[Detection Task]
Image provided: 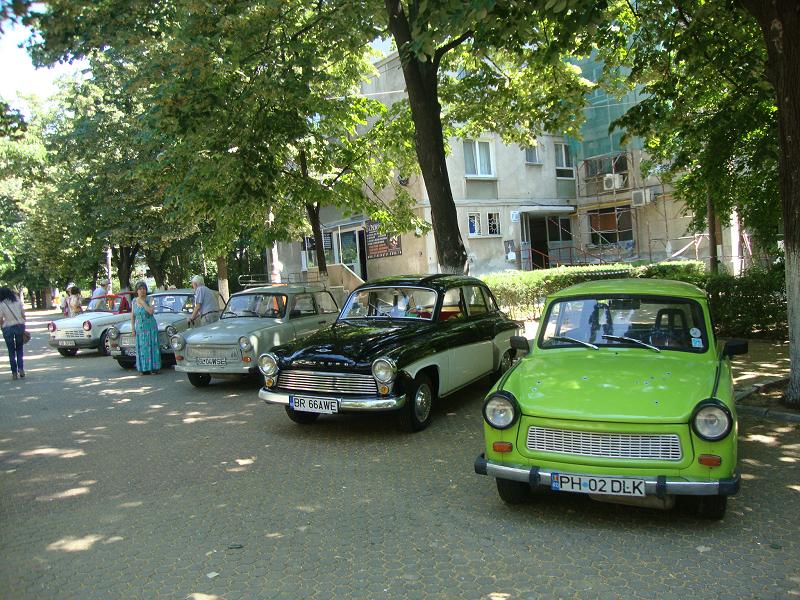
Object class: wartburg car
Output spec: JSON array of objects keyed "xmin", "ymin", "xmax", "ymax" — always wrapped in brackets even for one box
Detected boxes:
[
  {"xmin": 106, "ymin": 288, "xmax": 224, "ymax": 369},
  {"xmin": 47, "ymin": 293, "xmax": 134, "ymax": 357},
  {"xmin": 171, "ymin": 285, "xmax": 339, "ymax": 387},
  {"xmin": 474, "ymin": 279, "xmax": 747, "ymax": 519},
  {"xmin": 258, "ymin": 275, "xmax": 520, "ymax": 432}
]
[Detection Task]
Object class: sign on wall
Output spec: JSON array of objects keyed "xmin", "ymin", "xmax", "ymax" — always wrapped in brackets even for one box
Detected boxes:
[
  {"xmin": 302, "ymin": 233, "xmax": 333, "ymax": 251},
  {"xmin": 366, "ymin": 220, "xmax": 402, "ymax": 259}
]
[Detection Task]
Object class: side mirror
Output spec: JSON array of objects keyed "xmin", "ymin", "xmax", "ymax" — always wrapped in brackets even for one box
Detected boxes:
[
  {"xmin": 510, "ymin": 336, "xmax": 530, "ymax": 353},
  {"xmin": 722, "ymin": 339, "xmax": 748, "ymax": 358}
]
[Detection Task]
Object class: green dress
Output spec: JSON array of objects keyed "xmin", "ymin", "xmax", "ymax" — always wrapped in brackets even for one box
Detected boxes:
[{"xmin": 134, "ymin": 301, "xmax": 161, "ymax": 373}]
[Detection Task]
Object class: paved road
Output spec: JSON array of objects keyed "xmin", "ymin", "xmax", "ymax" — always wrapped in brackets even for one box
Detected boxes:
[{"xmin": 1, "ymin": 311, "xmax": 799, "ymax": 599}]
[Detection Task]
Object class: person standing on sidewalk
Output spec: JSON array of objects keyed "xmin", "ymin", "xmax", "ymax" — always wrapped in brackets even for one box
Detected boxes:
[
  {"xmin": 131, "ymin": 281, "xmax": 161, "ymax": 375},
  {"xmin": 68, "ymin": 286, "xmax": 84, "ymax": 318},
  {"xmin": 188, "ymin": 275, "xmax": 214, "ymax": 327},
  {"xmin": 0, "ymin": 287, "xmax": 27, "ymax": 380}
]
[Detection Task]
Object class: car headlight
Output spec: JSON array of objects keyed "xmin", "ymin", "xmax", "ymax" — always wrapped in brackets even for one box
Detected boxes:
[
  {"xmin": 239, "ymin": 336, "xmax": 253, "ymax": 351},
  {"xmin": 165, "ymin": 325, "xmax": 177, "ymax": 337},
  {"xmin": 371, "ymin": 357, "xmax": 396, "ymax": 383},
  {"xmin": 82, "ymin": 320, "xmax": 92, "ymax": 331},
  {"xmin": 107, "ymin": 327, "xmax": 120, "ymax": 340},
  {"xmin": 48, "ymin": 322, "xmax": 57, "ymax": 333},
  {"xmin": 258, "ymin": 353, "xmax": 279, "ymax": 376},
  {"xmin": 483, "ymin": 391, "xmax": 518, "ymax": 430},
  {"xmin": 170, "ymin": 334, "xmax": 186, "ymax": 351},
  {"xmin": 691, "ymin": 400, "xmax": 733, "ymax": 441}
]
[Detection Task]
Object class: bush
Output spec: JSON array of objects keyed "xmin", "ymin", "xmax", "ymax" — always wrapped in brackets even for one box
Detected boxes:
[{"xmin": 482, "ymin": 260, "xmax": 788, "ymax": 339}]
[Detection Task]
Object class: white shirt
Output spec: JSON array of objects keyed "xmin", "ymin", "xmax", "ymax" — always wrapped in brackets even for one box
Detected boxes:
[
  {"xmin": 194, "ymin": 285, "xmax": 214, "ymax": 317},
  {"xmin": 0, "ymin": 298, "xmax": 25, "ymax": 327},
  {"xmin": 91, "ymin": 286, "xmax": 109, "ymax": 298}
]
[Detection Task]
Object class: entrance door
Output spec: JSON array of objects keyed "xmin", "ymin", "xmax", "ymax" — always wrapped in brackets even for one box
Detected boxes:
[
  {"xmin": 339, "ymin": 230, "xmax": 362, "ymax": 279},
  {"xmin": 529, "ymin": 217, "xmax": 549, "ymax": 269}
]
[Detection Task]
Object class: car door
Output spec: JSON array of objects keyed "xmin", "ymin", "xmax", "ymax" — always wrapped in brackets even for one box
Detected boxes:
[
  {"xmin": 288, "ymin": 293, "xmax": 323, "ymax": 340},
  {"xmin": 460, "ymin": 284, "xmax": 495, "ymax": 376},
  {"xmin": 313, "ymin": 291, "xmax": 339, "ymax": 327},
  {"xmin": 435, "ymin": 286, "xmax": 484, "ymax": 393}
]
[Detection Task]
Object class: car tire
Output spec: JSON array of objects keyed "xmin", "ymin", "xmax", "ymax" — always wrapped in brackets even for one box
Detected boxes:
[
  {"xmin": 284, "ymin": 406, "xmax": 320, "ymax": 424},
  {"xmin": 398, "ymin": 373, "xmax": 435, "ymax": 433},
  {"xmin": 116, "ymin": 359, "xmax": 135, "ymax": 370},
  {"xmin": 98, "ymin": 331, "xmax": 110, "ymax": 356},
  {"xmin": 496, "ymin": 477, "xmax": 530, "ymax": 504},
  {"xmin": 692, "ymin": 495, "xmax": 728, "ymax": 520},
  {"xmin": 187, "ymin": 372, "xmax": 212, "ymax": 387},
  {"xmin": 494, "ymin": 349, "xmax": 515, "ymax": 379},
  {"xmin": 57, "ymin": 348, "xmax": 78, "ymax": 357}
]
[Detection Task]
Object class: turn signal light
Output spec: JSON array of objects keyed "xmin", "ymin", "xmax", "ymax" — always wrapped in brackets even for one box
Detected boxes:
[
  {"xmin": 492, "ymin": 442, "xmax": 513, "ymax": 453},
  {"xmin": 378, "ymin": 384, "xmax": 390, "ymax": 395},
  {"xmin": 265, "ymin": 377, "xmax": 275, "ymax": 387},
  {"xmin": 242, "ymin": 356, "xmax": 252, "ymax": 363},
  {"xmin": 175, "ymin": 355, "xmax": 184, "ymax": 361},
  {"xmin": 698, "ymin": 454, "xmax": 722, "ymax": 467}
]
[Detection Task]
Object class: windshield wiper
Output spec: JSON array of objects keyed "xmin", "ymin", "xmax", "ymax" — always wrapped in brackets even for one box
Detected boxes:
[
  {"xmin": 549, "ymin": 335, "xmax": 599, "ymax": 350},
  {"xmin": 602, "ymin": 334, "xmax": 661, "ymax": 353}
]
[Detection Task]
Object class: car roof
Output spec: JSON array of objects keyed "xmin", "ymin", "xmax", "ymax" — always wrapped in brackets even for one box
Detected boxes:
[
  {"xmin": 356, "ymin": 274, "xmax": 487, "ymax": 292},
  {"xmin": 232, "ymin": 284, "xmax": 325, "ymax": 296},
  {"xmin": 550, "ymin": 278, "xmax": 707, "ymax": 300},
  {"xmin": 151, "ymin": 288, "xmax": 195, "ymax": 295},
  {"xmin": 95, "ymin": 292, "xmax": 134, "ymax": 299}
]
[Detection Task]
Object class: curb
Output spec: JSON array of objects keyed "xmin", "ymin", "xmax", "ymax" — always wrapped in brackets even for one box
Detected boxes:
[{"xmin": 735, "ymin": 377, "xmax": 800, "ymax": 423}]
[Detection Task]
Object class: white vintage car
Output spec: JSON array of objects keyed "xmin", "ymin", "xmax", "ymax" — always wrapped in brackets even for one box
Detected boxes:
[
  {"xmin": 47, "ymin": 293, "xmax": 135, "ymax": 357},
  {"xmin": 106, "ymin": 288, "xmax": 224, "ymax": 369},
  {"xmin": 171, "ymin": 285, "xmax": 339, "ymax": 387}
]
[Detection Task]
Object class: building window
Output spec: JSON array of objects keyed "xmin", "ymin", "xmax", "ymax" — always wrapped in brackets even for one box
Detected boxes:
[
  {"xmin": 525, "ymin": 145, "xmax": 541, "ymax": 164},
  {"xmin": 468, "ymin": 212, "xmax": 482, "ymax": 237},
  {"xmin": 464, "ymin": 139, "xmax": 493, "ymax": 176},
  {"xmin": 547, "ymin": 217, "xmax": 572, "ymax": 242},
  {"xmin": 487, "ymin": 212, "xmax": 500, "ymax": 236},
  {"xmin": 589, "ymin": 205, "xmax": 633, "ymax": 245},
  {"xmin": 555, "ymin": 143, "xmax": 574, "ymax": 179}
]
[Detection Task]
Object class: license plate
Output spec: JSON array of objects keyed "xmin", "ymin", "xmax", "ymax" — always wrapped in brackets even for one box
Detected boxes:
[
  {"xmin": 550, "ymin": 473, "xmax": 646, "ymax": 497},
  {"xmin": 196, "ymin": 357, "xmax": 226, "ymax": 366},
  {"xmin": 290, "ymin": 396, "xmax": 339, "ymax": 414},
  {"xmin": 58, "ymin": 340, "xmax": 76, "ymax": 347},
  {"xmin": 123, "ymin": 348, "xmax": 136, "ymax": 357}
]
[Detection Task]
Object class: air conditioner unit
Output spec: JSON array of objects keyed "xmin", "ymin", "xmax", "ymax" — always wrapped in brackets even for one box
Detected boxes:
[
  {"xmin": 603, "ymin": 173, "xmax": 624, "ymax": 191},
  {"xmin": 631, "ymin": 188, "xmax": 652, "ymax": 207}
]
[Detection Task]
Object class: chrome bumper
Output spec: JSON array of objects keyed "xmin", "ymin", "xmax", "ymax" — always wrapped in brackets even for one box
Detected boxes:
[
  {"xmin": 259, "ymin": 388, "xmax": 407, "ymax": 412},
  {"xmin": 174, "ymin": 363, "xmax": 253, "ymax": 374},
  {"xmin": 48, "ymin": 338, "xmax": 97, "ymax": 349},
  {"xmin": 474, "ymin": 454, "xmax": 740, "ymax": 497}
]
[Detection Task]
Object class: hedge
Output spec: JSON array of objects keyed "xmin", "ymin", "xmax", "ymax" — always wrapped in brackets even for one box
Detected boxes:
[{"xmin": 482, "ymin": 260, "xmax": 787, "ymax": 339}]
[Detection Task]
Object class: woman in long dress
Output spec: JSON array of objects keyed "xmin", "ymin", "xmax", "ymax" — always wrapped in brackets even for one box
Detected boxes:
[{"xmin": 131, "ymin": 281, "xmax": 161, "ymax": 375}]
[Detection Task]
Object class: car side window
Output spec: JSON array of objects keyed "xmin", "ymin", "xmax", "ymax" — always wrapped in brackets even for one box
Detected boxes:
[
  {"xmin": 290, "ymin": 294, "xmax": 316, "ymax": 318},
  {"xmin": 314, "ymin": 292, "xmax": 338, "ymax": 314},
  {"xmin": 182, "ymin": 296, "xmax": 195, "ymax": 313},
  {"xmin": 463, "ymin": 285, "xmax": 488, "ymax": 316},
  {"xmin": 481, "ymin": 287, "xmax": 499, "ymax": 312},
  {"xmin": 439, "ymin": 288, "xmax": 465, "ymax": 321}
]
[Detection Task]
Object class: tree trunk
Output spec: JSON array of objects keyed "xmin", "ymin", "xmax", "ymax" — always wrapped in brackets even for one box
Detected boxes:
[
  {"xmin": 112, "ymin": 244, "xmax": 139, "ymax": 291},
  {"xmin": 299, "ymin": 148, "xmax": 328, "ymax": 277},
  {"xmin": 385, "ymin": 1, "xmax": 469, "ymax": 273},
  {"xmin": 740, "ymin": 0, "xmax": 800, "ymax": 405},
  {"xmin": 216, "ymin": 255, "xmax": 230, "ymax": 302},
  {"xmin": 706, "ymin": 186, "xmax": 719, "ymax": 274},
  {"xmin": 143, "ymin": 249, "xmax": 167, "ymax": 290}
]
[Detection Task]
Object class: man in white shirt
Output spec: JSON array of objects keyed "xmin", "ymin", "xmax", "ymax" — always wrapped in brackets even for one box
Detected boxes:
[
  {"xmin": 188, "ymin": 275, "xmax": 215, "ymax": 326},
  {"xmin": 91, "ymin": 280, "xmax": 111, "ymax": 299}
]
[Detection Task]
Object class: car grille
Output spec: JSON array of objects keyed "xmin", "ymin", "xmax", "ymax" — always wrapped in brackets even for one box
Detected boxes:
[
  {"xmin": 119, "ymin": 333, "xmax": 134, "ymax": 347},
  {"xmin": 158, "ymin": 332, "xmax": 170, "ymax": 348},
  {"xmin": 526, "ymin": 426, "xmax": 683, "ymax": 461},
  {"xmin": 277, "ymin": 370, "xmax": 378, "ymax": 396},
  {"xmin": 186, "ymin": 345, "xmax": 242, "ymax": 360}
]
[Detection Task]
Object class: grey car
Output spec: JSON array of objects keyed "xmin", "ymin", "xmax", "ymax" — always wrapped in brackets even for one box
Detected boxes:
[{"xmin": 171, "ymin": 285, "xmax": 339, "ymax": 387}]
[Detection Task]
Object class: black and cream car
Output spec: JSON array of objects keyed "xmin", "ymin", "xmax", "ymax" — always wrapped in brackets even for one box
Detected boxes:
[
  {"xmin": 258, "ymin": 275, "xmax": 520, "ymax": 431},
  {"xmin": 171, "ymin": 285, "xmax": 339, "ymax": 387},
  {"xmin": 107, "ymin": 288, "xmax": 224, "ymax": 369}
]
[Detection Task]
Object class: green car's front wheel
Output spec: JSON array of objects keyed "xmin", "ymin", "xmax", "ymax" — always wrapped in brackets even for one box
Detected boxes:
[
  {"xmin": 496, "ymin": 478, "xmax": 530, "ymax": 504},
  {"xmin": 692, "ymin": 495, "xmax": 728, "ymax": 520}
]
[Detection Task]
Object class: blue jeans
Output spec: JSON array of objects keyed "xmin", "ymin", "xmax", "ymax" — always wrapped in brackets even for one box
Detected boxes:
[{"xmin": 2, "ymin": 324, "xmax": 24, "ymax": 374}]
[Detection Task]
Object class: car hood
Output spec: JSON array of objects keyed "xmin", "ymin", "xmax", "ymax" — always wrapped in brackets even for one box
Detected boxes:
[
  {"xmin": 279, "ymin": 319, "xmax": 434, "ymax": 368},
  {"xmin": 116, "ymin": 312, "xmax": 187, "ymax": 334},
  {"xmin": 504, "ymin": 349, "xmax": 719, "ymax": 423},
  {"xmin": 53, "ymin": 312, "xmax": 127, "ymax": 328},
  {"xmin": 182, "ymin": 317, "xmax": 281, "ymax": 344}
]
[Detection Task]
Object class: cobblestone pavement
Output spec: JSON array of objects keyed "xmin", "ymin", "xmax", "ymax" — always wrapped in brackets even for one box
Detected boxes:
[{"xmin": 1, "ymin": 311, "xmax": 799, "ymax": 599}]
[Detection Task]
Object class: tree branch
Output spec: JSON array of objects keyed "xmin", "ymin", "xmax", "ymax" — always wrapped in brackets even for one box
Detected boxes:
[{"xmin": 433, "ymin": 31, "xmax": 473, "ymax": 70}]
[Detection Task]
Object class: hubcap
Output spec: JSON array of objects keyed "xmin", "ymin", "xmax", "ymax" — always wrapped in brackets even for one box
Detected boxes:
[
  {"xmin": 413, "ymin": 383, "xmax": 432, "ymax": 422},
  {"xmin": 500, "ymin": 352, "xmax": 512, "ymax": 373}
]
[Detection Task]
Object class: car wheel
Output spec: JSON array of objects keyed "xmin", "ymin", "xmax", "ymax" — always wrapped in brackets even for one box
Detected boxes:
[
  {"xmin": 494, "ymin": 349, "xmax": 514, "ymax": 379},
  {"xmin": 399, "ymin": 373, "xmax": 435, "ymax": 433},
  {"xmin": 116, "ymin": 359, "xmax": 135, "ymax": 370},
  {"xmin": 284, "ymin": 406, "xmax": 320, "ymax": 424},
  {"xmin": 57, "ymin": 348, "xmax": 78, "ymax": 357},
  {"xmin": 692, "ymin": 495, "xmax": 728, "ymax": 520},
  {"xmin": 98, "ymin": 331, "xmax": 110, "ymax": 356},
  {"xmin": 496, "ymin": 477, "xmax": 530, "ymax": 504},
  {"xmin": 187, "ymin": 372, "xmax": 212, "ymax": 387}
]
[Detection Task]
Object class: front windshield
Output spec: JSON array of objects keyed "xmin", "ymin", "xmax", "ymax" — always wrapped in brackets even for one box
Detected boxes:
[
  {"xmin": 87, "ymin": 297, "xmax": 124, "ymax": 312},
  {"xmin": 222, "ymin": 293, "xmax": 287, "ymax": 319},
  {"xmin": 340, "ymin": 286, "xmax": 437, "ymax": 321},
  {"xmin": 539, "ymin": 296, "xmax": 708, "ymax": 352},
  {"xmin": 151, "ymin": 294, "xmax": 193, "ymax": 314}
]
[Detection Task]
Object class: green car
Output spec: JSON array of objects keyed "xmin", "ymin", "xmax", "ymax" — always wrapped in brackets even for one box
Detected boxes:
[{"xmin": 475, "ymin": 279, "xmax": 748, "ymax": 519}]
